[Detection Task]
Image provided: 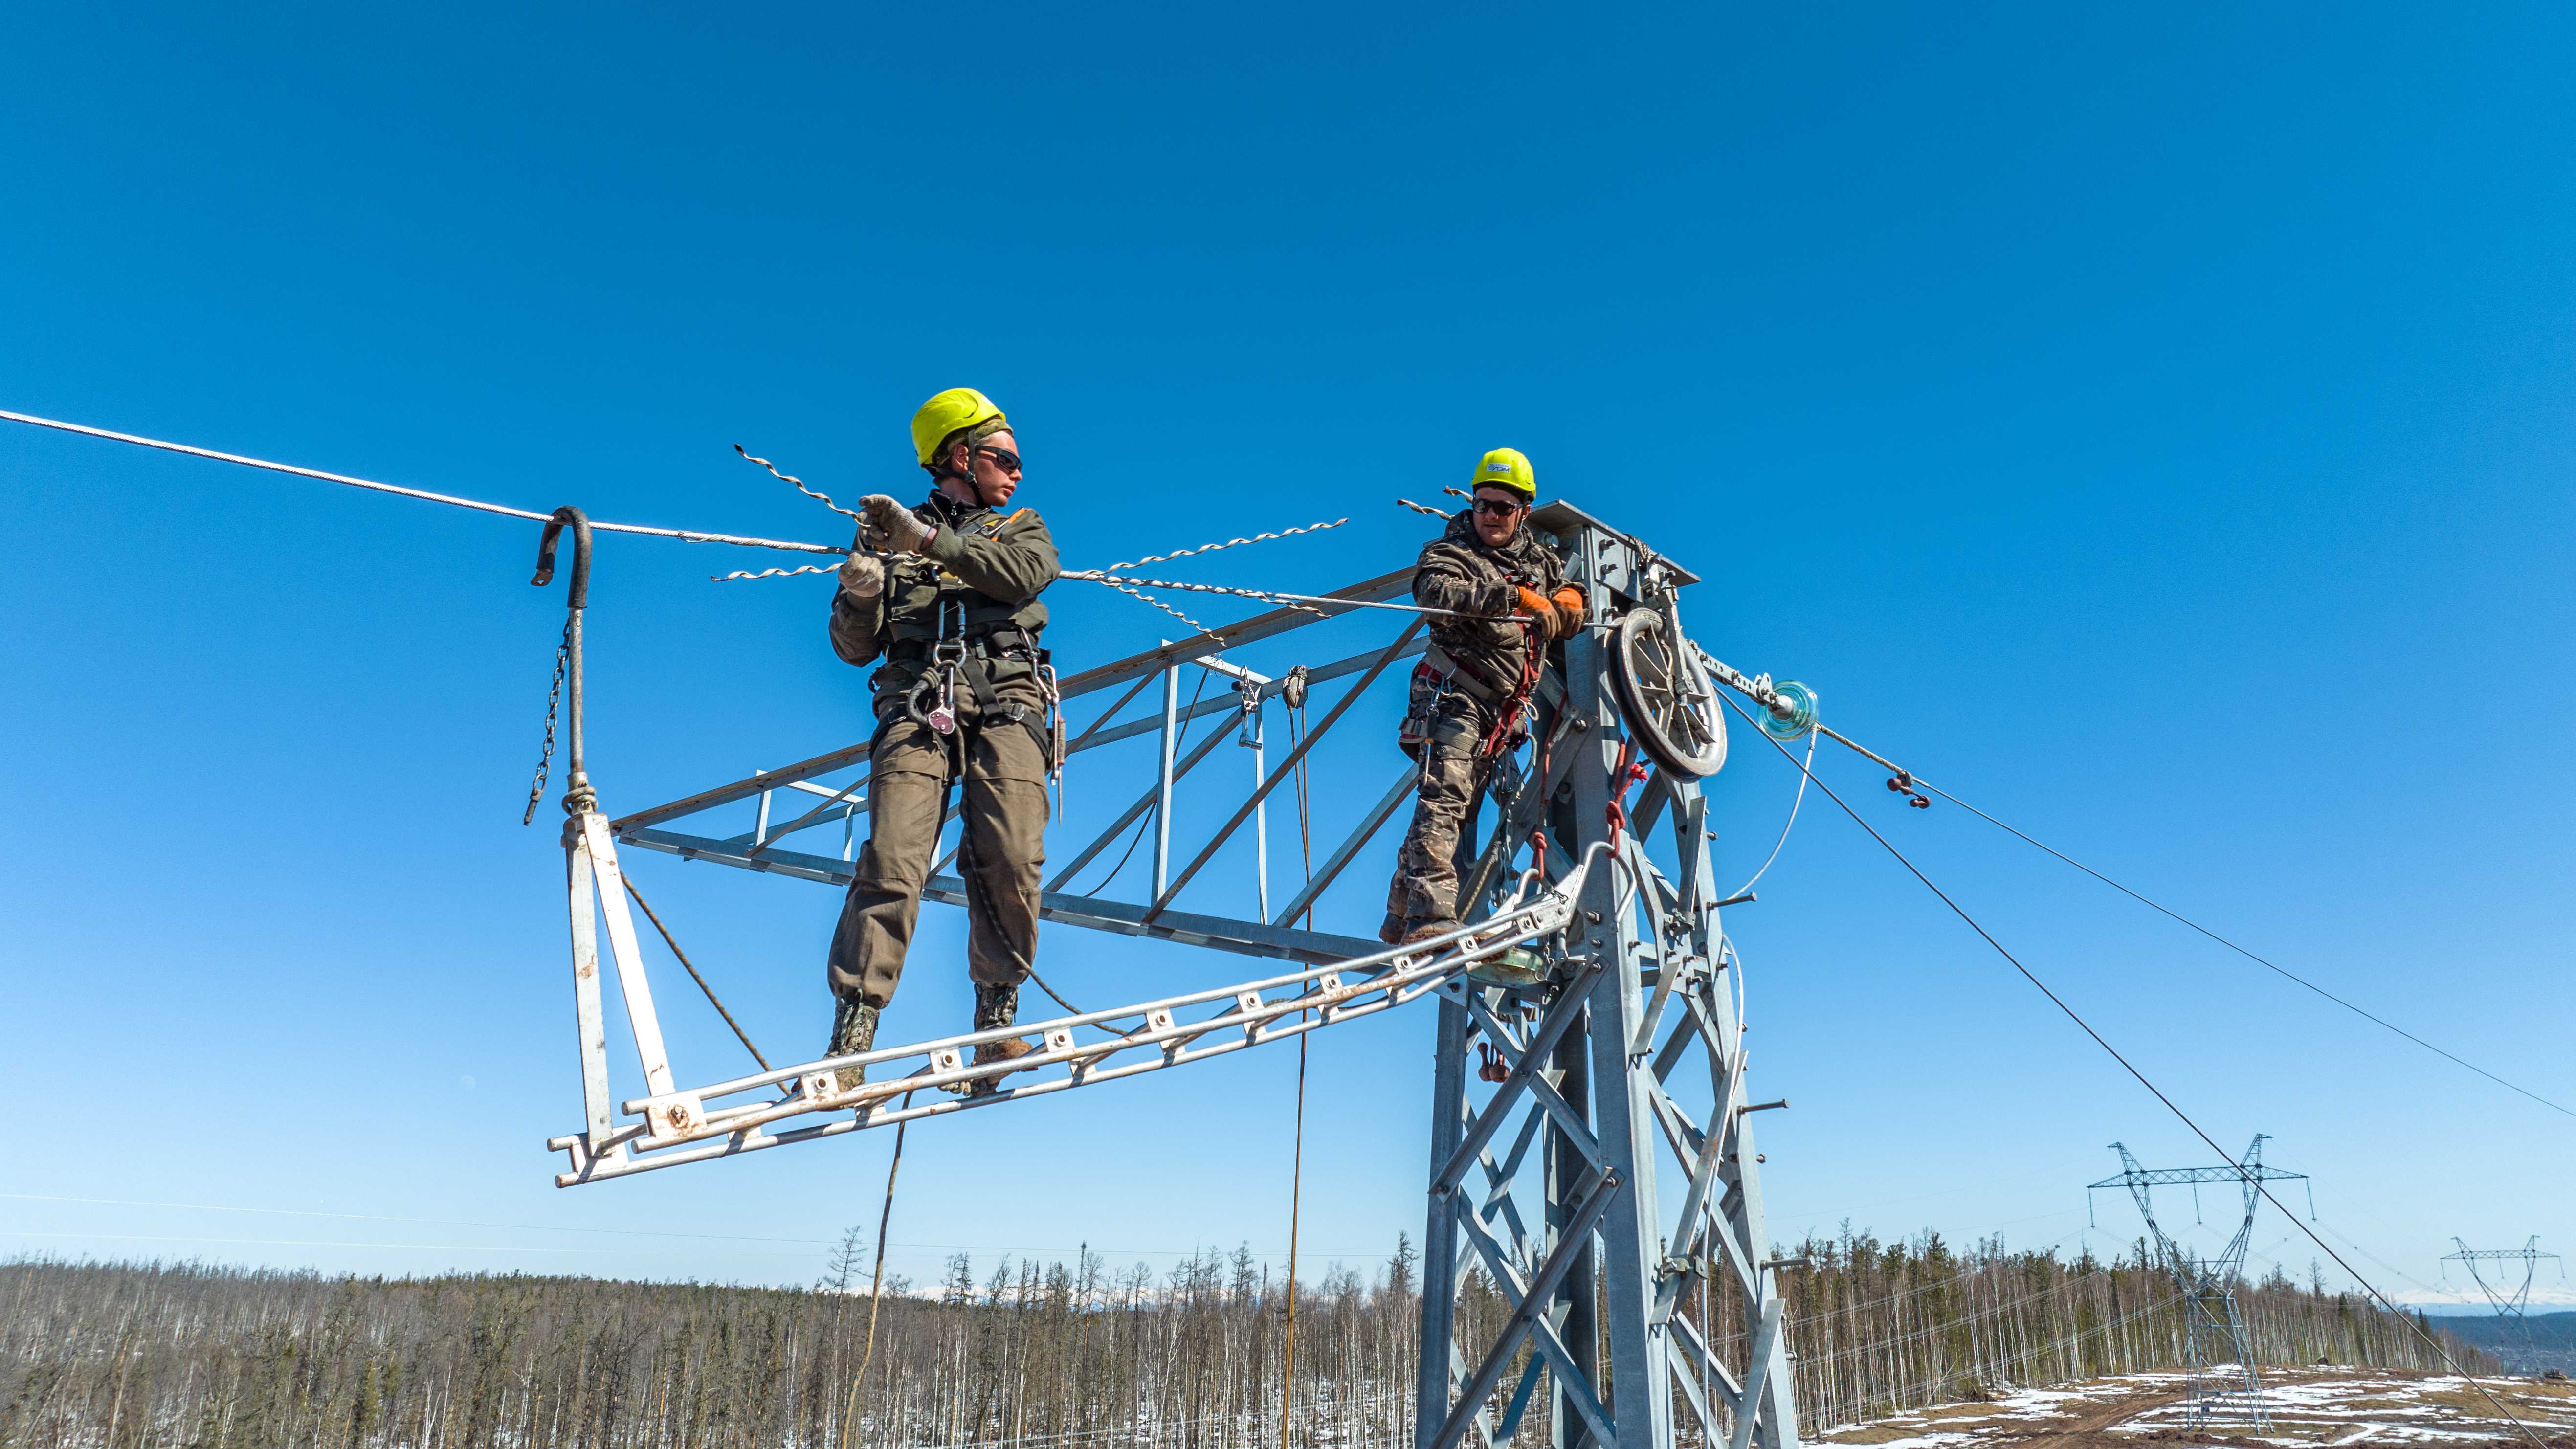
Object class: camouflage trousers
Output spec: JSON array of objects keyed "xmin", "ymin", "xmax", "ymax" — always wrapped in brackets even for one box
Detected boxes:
[
  {"xmin": 827, "ymin": 685, "xmax": 1050, "ymax": 1010},
  {"xmin": 1383, "ymin": 700, "xmax": 1501, "ymax": 929}
]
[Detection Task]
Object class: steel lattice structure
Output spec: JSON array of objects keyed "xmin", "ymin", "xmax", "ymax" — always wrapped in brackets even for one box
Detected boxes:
[
  {"xmin": 1414, "ymin": 507, "xmax": 1798, "ymax": 1449},
  {"xmin": 2442, "ymin": 1238, "xmax": 2561, "ymax": 1359},
  {"xmin": 2089, "ymin": 1135, "xmax": 2310, "ymax": 1430},
  {"xmin": 539, "ymin": 502, "xmax": 1798, "ymax": 1449}
]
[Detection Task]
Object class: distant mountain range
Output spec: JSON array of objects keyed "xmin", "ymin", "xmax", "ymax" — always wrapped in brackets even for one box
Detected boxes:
[{"xmin": 2433, "ymin": 1311, "xmax": 2576, "ymax": 1374}]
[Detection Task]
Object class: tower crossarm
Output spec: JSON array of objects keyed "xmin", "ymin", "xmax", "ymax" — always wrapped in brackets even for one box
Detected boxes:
[{"xmin": 2087, "ymin": 1164, "xmax": 2307, "ymax": 1190}]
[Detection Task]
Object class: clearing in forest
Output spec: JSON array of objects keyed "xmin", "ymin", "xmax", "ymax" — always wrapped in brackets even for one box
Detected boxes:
[{"xmin": 1810, "ymin": 1367, "xmax": 2576, "ymax": 1447}]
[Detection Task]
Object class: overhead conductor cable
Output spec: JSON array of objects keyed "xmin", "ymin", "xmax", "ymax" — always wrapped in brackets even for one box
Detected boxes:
[
  {"xmin": 1714, "ymin": 688, "xmax": 2549, "ymax": 1448},
  {"xmin": 1, "ymin": 409, "xmax": 843, "ymax": 555},
  {"xmin": 1692, "ymin": 643, "xmax": 2573, "ymax": 1121}
]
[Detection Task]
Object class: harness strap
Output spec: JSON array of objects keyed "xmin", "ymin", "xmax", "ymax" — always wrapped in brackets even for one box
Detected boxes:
[
  {"xmin": 886, "ymin": 628, "xmax": 1036, "ymax": 664},
  {"xmin": 1423, "ymin": 644, "xmax": 1509, "ymax": 705},
  {"xmin": 956, "ymin": 650, "xmax": 1060, "ymax": 771}
]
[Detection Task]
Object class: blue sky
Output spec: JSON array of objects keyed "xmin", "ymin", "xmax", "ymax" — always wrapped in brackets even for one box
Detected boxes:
[{"xmin": 2, "ymin": 3, "xmax": 2570, "ymax": 1309}]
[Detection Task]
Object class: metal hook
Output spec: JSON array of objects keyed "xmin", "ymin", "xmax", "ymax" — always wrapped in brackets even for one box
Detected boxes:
[{"xmin": 532, "ymin": 505, "xmax": 593, "ymax": 609}]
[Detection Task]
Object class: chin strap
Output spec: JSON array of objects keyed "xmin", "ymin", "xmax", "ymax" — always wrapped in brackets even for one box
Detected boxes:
[{"xmin": 931, "ymin": 439, "xmax": 1013, "ymax": 509}]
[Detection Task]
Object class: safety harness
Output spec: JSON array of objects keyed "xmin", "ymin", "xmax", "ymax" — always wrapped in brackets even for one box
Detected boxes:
[
  {"xmin": 881, "ymin": 505, "xmax": 1066, "ymax": 804},
  {"xmin": 1406, "ymin": 561, "xmax": 1552, "ymax": 768},
  {"xmin": 1420, "ymin": 639, "xmax": 1545, "ymax": 760}
]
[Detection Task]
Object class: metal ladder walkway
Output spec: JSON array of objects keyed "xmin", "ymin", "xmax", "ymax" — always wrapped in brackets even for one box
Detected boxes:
[{"xmin": 548, "ymin": 856, "xmax": 1593, "ymax": 1185}]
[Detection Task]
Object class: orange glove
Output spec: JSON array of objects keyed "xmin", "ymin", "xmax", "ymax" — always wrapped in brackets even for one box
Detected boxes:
[
  {"xmin": 1514, "ymin": 586, "xmax": 1554, "ymax": 627},
  {"xmin": 1550, "ymin": 586, "xmax": 1587, "ymax": 640}
]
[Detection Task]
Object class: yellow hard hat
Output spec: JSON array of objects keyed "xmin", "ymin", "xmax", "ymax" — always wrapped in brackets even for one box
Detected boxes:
[
  {"xmin": 910, "ymin": 387, "xmax": 1008, "ymax": 468},
  {"xmin": 1469, "ymin": 447, "xmax": 1536, "ymax": 502}
]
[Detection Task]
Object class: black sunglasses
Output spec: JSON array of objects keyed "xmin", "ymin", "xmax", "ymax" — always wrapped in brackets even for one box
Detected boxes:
[
  {"xmin": 973, "ymin": 445, "xmax": 1022, "ymax": 474},
  {"xmin": 1471, "ymin": 496, "xmax": 1525, "ymax": 517}
]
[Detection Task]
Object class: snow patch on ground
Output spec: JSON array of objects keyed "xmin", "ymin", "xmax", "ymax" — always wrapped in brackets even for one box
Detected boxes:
[{"xmin": 1816, "ymin": 1367, "xmax": 2576, "ymax": 1447}]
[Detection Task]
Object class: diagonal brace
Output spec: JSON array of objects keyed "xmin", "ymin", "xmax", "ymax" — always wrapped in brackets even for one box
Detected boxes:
[{"xmin": 1145, "ymin": 620, "xmax": 1424, "ymax": 920}]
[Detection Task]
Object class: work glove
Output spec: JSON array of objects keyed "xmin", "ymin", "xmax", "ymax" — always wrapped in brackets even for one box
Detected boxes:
[
  {"xmin": 836, "ymin": 550, "xmax": 885, "ymax": 599},
  {"xmin": 1550, "ymin": 585, "xmax": 1588, "ymax": 641},
  {"xmin": 859, "ymin": 494, "xmax": 936, "ymax": 556},
  {"xmin": 1514, "ymin": 586, "xmax": 1554, "ymax": 630}
]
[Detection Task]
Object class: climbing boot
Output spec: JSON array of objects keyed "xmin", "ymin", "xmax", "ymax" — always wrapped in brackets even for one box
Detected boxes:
[
  {"xmin": 1400, "ymin": 917, "xmax": 1464, "ymax": 947},
  {"xmin": 1378, "ymin": 912, "xmax": 1408, "ymax": 946},
  {"xmin": 964, "ymin": 982, "xmax": 1038, "ymax": 1097},
  {"xmin": 825, "ymin": 995, "xmax": 879, "ymax": 1093}
]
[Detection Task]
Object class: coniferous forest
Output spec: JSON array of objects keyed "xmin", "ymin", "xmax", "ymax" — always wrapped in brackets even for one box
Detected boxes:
[{"xmin": 0, "ymin": 1229, "xmax": 2489, "ymax": 1449}]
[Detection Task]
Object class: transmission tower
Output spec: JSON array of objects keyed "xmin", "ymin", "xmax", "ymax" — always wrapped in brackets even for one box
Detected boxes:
[
  {"xmin": 2089, "ymin": 1135, "xmax": 2311, "ymax": 1431},
  {"xmin": 535, "ymin": 502, "xmax": 1799, "ymax": 1449},
  {"xmin": 1412, "ymin": 504, "xmax": 1799, "ymax": 1449},
  {"xmin": 2442, "ymin": 1237, "xmax": 2562, "ymax": 1362}
]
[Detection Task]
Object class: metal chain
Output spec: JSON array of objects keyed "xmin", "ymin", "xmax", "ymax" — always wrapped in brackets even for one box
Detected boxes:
[
  {"xmin": 521, "ymin": 618, "xmax": 572, "ymax": 825},
  {"xmin": 1105, "ymin": 517, "xmax": 1345, "ymax": 573},
  {"xmin": 734, "ymin": 444, "xmax": 864, "ymax": 522}
]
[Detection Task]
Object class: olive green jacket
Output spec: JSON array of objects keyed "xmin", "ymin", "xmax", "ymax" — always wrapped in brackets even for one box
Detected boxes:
[{"xmin": 829, "ymin": 491, "xmax": 1059, "ymax": 702}]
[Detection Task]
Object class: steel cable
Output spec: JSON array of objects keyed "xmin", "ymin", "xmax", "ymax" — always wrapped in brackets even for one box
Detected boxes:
[
  {"xmin": 1690, "ymin": 650, "xmax": 2575, "ymax": 1123},
  {"xmin": 1729, "ymin": 724, "xmax": 1816, "ymax": 899},
  {"xmin": 1714, "ymin": 689, "xmax": 2551, "ymax": 1449},
  {"xmin": 1059, "ymin": 569, "xmax": 1532, "ymax": 625},
  {"xmin": 1905, "ymin": 778, "xmax": 2576, "ymax": 1122},
  {"xmin": 1105, "ymin": 517, "xmax": 1346, "ymax": 573},
  {"xmin": 619, "ymin": 874, "xmax": 770, "ymax": 1071},
  {"xmin": 2, "ymin": 408, "xmax": 844, "ymax": 555},
  {"xmin": 735, "ymin": 443, "xmax": 864, "ymax": 522}
]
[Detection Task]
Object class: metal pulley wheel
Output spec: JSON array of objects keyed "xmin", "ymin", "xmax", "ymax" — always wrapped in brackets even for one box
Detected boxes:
[{"xmin": 1608, "ymin": 608, "xmax": 1729, "ymax": 778}]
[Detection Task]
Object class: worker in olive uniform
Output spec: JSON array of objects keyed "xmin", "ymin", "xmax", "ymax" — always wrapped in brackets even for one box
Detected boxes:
[
  {"xmin": 822, "ymin": 387, "xmax": 1058, "ymax": 1093},
  {"xmin": 1381, "ymin": 448, "xmax": 1587, "ymax": 946}
]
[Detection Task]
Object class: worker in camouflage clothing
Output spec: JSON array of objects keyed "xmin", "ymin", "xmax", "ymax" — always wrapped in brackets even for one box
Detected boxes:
[
  {"xmin": 822, "ymin": 387, "xmax": 1059, "ymax": 1095},
  {"xmin": 1381, "ymin": 448, "xmax": 1587, "ymax": 947}
]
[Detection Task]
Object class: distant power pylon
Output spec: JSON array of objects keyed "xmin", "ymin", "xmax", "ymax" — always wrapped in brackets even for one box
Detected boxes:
[
  {"xmin": 2089, "ymin": 1135, "xmax": 2313, "ymax": 1432},
  {"xmin": 2442, "ymin": 1237, "xmax": 2562, "ymax": 1360}
]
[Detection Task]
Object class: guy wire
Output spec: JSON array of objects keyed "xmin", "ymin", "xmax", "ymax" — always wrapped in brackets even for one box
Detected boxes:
[{"xmin": 620, "ymin": 875, "xmax": 770, "ymax": 1071}]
